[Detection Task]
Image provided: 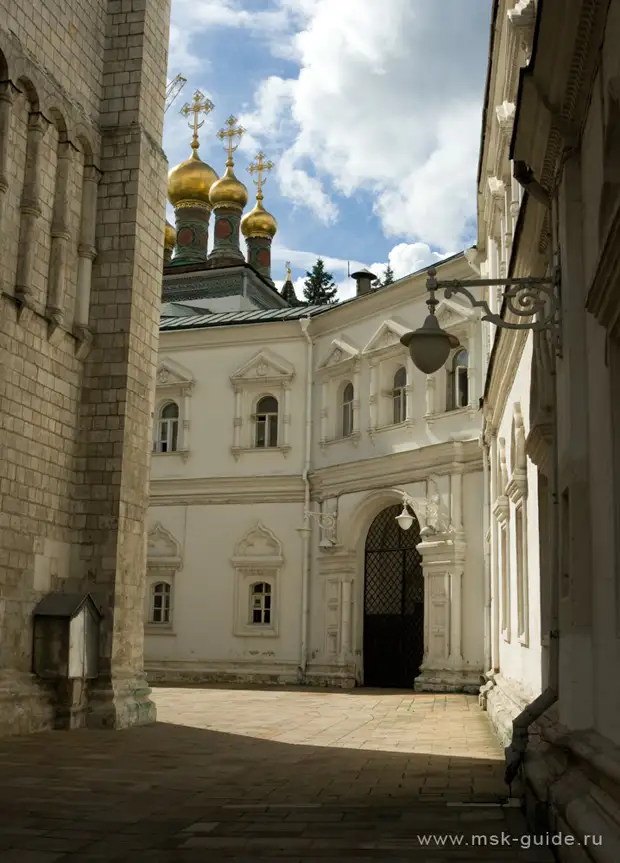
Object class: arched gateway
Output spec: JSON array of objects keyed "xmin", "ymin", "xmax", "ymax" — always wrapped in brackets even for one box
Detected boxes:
[{"xmin": 363, "ymin": 504, "xmax": 424, "ymax": 688}]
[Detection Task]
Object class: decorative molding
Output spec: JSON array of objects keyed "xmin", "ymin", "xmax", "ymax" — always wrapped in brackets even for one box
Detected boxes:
[
  {"xmin": 310, "ymin": 439, "xmax": 482, "ymax": 501},
  {"xmin": 147, "ymin": 522, "xmax": 183, "ymax": 571},
  {"xmin": 150, "ymin": 474, "xmax": 305, "ymax": 506},
  {"xmin": 361, "ymin": 318, "xmax": 410, "ymax": 357},
  {"xmin": 230, "ymin": 348, "xmax": 295, "ymax": 387},
  {"xmin": 317, "ymin": 336, "xmax": 360, "ymax": 379},
  {"xmin": 231, "ymin": 522, "xmax": 283, "ymax": 638},
  {"xmin": 156, "ymin": 356, "xmax": 195, "ymax": 392}
]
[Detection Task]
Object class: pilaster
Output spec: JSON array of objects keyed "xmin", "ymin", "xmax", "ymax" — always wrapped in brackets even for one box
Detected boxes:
[{"xmin": 15, "ymin": 111, "xmax": 50, "ymax": 307}]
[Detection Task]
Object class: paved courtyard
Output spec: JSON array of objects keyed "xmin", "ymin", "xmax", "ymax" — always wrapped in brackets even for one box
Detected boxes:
[{"xmin": 0, "ymin": 687, "xmax": 552, "ymax": 861}]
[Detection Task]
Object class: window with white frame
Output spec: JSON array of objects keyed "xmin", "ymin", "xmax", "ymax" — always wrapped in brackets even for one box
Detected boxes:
[
  {"xmin": 250, "ymin": 581, "xmax": 272, "ymax": 624},
  {"xmin": 254, "ymin": 395, "xmax": 279, "ymax": 448},
  {"xmin": 154, "ymin": 401, "xmax": 179, "ymax": 453},
  {"xmin": 392, "ymin": 366, "xmax": 407, "ymax": 425},
  {"xmin": 515, "ymin": 503, "xmax": 528, "ymax": 643},
  {"xmin": 149, "ymin": 581, "xmax": 172, "ymax": 624},
  {"xmin": 500, "ymin": 523, "xmax": 510, "ymax": 640},
  {"xmin": 447, "ymin": 349, "xmax": 468, "ymax": 410},
  {"xmin": 341, "ymin": 382, "xmax": 354, "ymax": 437}
]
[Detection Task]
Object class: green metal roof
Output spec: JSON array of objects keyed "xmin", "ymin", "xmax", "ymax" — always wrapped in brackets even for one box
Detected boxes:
[{"xmin": 160, "ymin": 305, "xmax": 328, "ymax": 330}]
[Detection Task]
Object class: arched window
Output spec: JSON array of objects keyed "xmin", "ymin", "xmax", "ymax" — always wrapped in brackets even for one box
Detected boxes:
[
  {"xmin": 448, "ymin": 349, "xmax": 468, "ymax": 410},
  {"xmin": 155, "ymin": 402, "xmax": 179, "ymax": 452},
  {"xmin": 150, "ymin": 582, "xmax": 171, "ymax": 624},
  {"xmin": 255, "ymin": 395, "xmax": 279, "ymax": 448},
  {"xmin": 392, "ymin": 366, "xmax": 407, "ymax": 424},
  {"xmin": 250, "ymin": 582, "xmax": 272, "ymax": 624},
  {"xmin": 341, "ymin": 382, "xmax": 354, "ymax": 437}
]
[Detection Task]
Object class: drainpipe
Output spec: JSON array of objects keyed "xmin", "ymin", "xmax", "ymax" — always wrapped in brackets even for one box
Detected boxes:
[
  {"xmin": 481, "ymin": 424, "xmax": 492, "ymax": 674},
  {"xmin": 298, "ymin": 316, "xmax": 313, "ymax": 682},
  {"xmin": 504, "ymin": 186, "xmax": 560, "ymax": 787}
]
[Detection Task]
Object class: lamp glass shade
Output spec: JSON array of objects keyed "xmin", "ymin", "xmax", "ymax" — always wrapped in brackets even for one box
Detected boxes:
[
  {"xmin": 400, "ymin": 315, "xmax": 460, "ymax": 375},
  {"xmin": 395, "ymin": 506, "xmax": 414, "ymax": 531}
]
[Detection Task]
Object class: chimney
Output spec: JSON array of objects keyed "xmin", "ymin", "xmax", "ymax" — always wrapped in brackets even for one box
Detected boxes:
[{"xmin": 351, "ymin": 268, "xmax": 377, "ymax": 296}]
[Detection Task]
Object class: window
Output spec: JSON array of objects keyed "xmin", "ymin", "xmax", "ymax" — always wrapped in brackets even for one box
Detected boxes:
[
  {"xmin": 250, "ymin": 582, "xmax": 272, "ymax": 624},
  {"xmin": 150, "ymin": 582, "xmax": 171, "ymax": 624},
  {"xmin": 255, "ymin": 395, "xmax": 279, "ymax": 448},
  {"xmin": 155, "ymin": 402, "xmax": 179, "ymax": 453},
  {"xmin": 515, "ymin": 503, "xmax": 528, "ymax": 643},
  {"xmin": 500, "ymin": 523, "xmax": 510, "ymax": 640},
  {"xmin": 392, "ymin": 366, "xmax": 407, "ymax": 424},
  {"xmin": 447, "ymin": 349, "xmax": 469, "ymax": 410},
  {"xmin": 341, "ymin": 382, "xmax": 354, "ymax": 437}
]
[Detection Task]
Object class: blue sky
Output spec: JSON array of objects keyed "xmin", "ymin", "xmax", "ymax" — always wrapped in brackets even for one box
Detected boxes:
[{"xmin": 163, "ymin": 0, "xmax": 491, "ymax": 299}]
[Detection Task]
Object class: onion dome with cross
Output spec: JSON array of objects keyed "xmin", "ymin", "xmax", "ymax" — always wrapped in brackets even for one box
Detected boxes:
[
  {"xmin": 208, "ymin": 116, "xmax": 249, "ymax": 210},
  {"xmin": 241, "ymin": 152, "xmax": 277, "ymax": 239},
  {"xmin": 167, "ymin": 90, "xmax": 218, "ymax": 208}
]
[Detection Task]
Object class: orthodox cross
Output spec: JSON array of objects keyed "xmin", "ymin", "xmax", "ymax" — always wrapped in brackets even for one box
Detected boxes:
[
  {"xmin": 217, "ymin": 115, "xmax": 245, "ymax": 166},
  {"xmin": 180, "ymin": 90, "xmax": 214, "ymax": 151},
  {"xmin": 247, "ymin": 151, "xmax": 274, "ymax": 199},
  {"xmin": 285, "ymin": 261, "xmax": 292, "ymax": 280}
]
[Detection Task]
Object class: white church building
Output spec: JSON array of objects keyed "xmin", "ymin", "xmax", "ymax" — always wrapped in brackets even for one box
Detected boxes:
[{"xmin": 144, "ymin": 116, "xmax": 488, "ymax": 690}]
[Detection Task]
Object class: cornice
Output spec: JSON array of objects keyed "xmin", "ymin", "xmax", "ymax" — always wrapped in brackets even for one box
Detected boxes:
[
  {"xmin": 150, "ymin": 474, "xmax": 305, "ymax": 506},
  {"xmin": 310, "ymin": 439, "xmax": 482, "ymax": 500}
]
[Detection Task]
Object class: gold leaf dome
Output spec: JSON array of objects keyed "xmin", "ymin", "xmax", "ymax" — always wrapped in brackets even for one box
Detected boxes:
[
  {"xmin": 164, "ymin": 220, "xmax": 176, "ymax": 248},
  {"xmin": 209, "ymin": 165, "xmax": 248, "ymax": 210},
  {"xmin": 241, "ymin": 198, "xmax": 278, "ymax": 239},
  {"xmin": 168, "ymin": 151, "xmax": 218, "ymax": 208}
]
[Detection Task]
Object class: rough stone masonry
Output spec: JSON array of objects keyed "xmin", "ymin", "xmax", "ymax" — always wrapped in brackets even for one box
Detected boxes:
[{"xmin": 0, "ymin": 0, "xmax": 171, "ymax": 735}]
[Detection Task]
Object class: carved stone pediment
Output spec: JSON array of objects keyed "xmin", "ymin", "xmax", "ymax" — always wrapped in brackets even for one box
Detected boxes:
[
  {"xmin": 231, "ymin": 349, "xmax": 295, "ymax": 385},
  {"xmin": 362, "ymin": 319, "xmax": 410, "ymax": 355},
  {"xmin": 435, "ymin": 297, "xmax": 477, "ymax": 332},
  {"xmin": 318, "ymin": 337, "xmax": 359, "ymax": 372},
  {"xmin": 147, "ymin": 523, "xmax": 182, "ymax": 570},
  {"xmin": 232, "ymin": 522, "xmax": 284, "ymax": 566},
  {"xmin": 156, "ymin": 357, "xmax": 194, "ymax": 390}
]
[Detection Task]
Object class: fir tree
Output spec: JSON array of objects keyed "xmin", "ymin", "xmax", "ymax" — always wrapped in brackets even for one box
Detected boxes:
[
  {"xmin": 382, "ymin": 264, "xmax": 395, "ymax": 285},
  {"xmin": 303, "ymin": 258, "xmax": 338, "ymax": 305}
]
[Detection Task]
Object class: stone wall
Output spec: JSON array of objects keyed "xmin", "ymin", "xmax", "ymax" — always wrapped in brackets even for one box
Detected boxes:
[{"xmin": 0, "ymin": 0, "xmax": 171, "ymax": 735}]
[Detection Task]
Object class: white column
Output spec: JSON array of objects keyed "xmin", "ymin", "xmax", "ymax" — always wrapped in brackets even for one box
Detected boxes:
[
  {"xmin": 450, "ymin": 470, "xmax": 463, "ymax": 533},
  {"xmin": 425, "ymin": 374, "xmax": 436, "ymax": 415},
  {"xmin": 467, "ymin": 325, "xmax": 476, "ymax": 407},
  {"xmin": 320, "ymin": 381, "xmax": 328, "ymax": 444},
  {"xmin": 282, "ymin": 382, "xmax": 291, "ymax": 448},
  {"xmin": 368, "ymin": 361, "xmax": 377, "ymax": 432},
  {"xmin": 449, "ymin": 569, "xmax": 463, "ymax": 663},
  {"xmin": 406, "ymin": 357, "xmax": 415, "ymax": 420},
  {"xmin": 232, "ymin": 385, "xmax": 242, "ymax": 450},
  {"xmin": 340, "ymin": 578, "xmax": 352, "ymax": 663},
  {"xmin": 352, "ymin": 361, "xmax": 361, "ymax": 436},
  {"xmin": 182, "ymin": 385, "xmax": 191, "ymax": 450}
]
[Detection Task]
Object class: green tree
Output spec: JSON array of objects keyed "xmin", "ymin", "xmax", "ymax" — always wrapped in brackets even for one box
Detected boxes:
[
  {"xmin": 382, "ymin": 264, "xmax": 395, "ymax": 285},
  {"xmin": 303, "ymin": 258, "xmax": 338, "ymax": 305}
]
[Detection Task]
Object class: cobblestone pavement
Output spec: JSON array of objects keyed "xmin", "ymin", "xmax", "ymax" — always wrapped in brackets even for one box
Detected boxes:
[{"xmin": 0, "ymin": 687, "xmax": 552, "ymax": 861}]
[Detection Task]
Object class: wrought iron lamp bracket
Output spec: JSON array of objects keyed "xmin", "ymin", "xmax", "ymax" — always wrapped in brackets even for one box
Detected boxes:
[{"xmin": 426, "ymin": 265, "xmax": 562, "ymax": 351}]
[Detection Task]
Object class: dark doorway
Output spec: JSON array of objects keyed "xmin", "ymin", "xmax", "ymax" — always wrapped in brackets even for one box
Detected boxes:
[{"xmin": 363, "ymin": 504, "xmax": 424, "ymax": 688}]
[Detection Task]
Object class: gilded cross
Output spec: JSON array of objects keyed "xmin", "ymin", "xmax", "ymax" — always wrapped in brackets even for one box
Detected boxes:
[
  {"xmin": 180, "ymin": 90, "xmax": 214, "ymax": 150},
  {"xmin": 247, "ymin": 151, "xmax": 274, "ymax": 194},
  {"xmin": 285, "ymin": 261, "xmax": 292, "ymax": 280},
  {"xmin": 217, "ymin": 115, "xmax": 245, "ymax": 165}
]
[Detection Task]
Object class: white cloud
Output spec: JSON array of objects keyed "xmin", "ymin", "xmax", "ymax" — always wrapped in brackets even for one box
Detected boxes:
[{"xmin": 240, "ymin": 0, "xmax": 488, "ymax": 250}]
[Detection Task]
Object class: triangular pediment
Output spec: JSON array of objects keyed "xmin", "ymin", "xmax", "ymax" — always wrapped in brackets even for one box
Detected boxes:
[
  {"xmin": 156, "ymin": 357, "xmax": 194, "ymax": 387},
  {"xmin": 147, "ymin": 523, "xmax": 182, "ymax": 567},
  {"xmin": 435, "ymin": 297, "xmax": 477, "ymax": 330},
  {"xmin": 319, "ymin": 337, "xmax": 359, "ymax": 370},
  {"xmin": 231, "ymin": 349, "xmax": 295, "ymax": 383},
  {"xmin": 362, "ymin": 319, "xmax": 410, "ymax": 354}
]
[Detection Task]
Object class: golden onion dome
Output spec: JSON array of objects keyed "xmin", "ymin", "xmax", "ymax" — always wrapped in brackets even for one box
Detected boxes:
[
  {"xmin": 168, "ymin": 150, "xmax": 218, "ymax": 208},
  {"xmin": 209, "ymin": 165, "xmax": 248, "ymax": 210},
  {"xmin": 164, "ymin": 220, "xmax": 176, "ymax": 249},
  {"xmin": 241, "ymin": 198, "xmax": 278, "ymax": 239}
]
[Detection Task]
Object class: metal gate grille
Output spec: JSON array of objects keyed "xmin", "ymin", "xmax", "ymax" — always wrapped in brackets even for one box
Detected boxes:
[{"xmin": 363, "ymin": 504, "xmax": 424, "ymax": 688}]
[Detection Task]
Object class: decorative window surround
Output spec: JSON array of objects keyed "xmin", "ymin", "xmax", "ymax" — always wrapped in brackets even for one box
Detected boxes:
[
  {"xmin": 145, "ymin": 523, "xmax": 183, "ymax": 635},
  {"xmin": 362, "ymin": 319, "xmax": 414, "ymax": 438},
  {"xmin": 425, "ymin": 299, "xmax": 480, "ymax": 417},
  {"xmin": 230, "ymin": 349, "xmax": 294, "ymax": 459},
  {"xmin": 231, "ymin": 522, "xmax": 284, "ymax": 637},
  {"xmin": 153, "ymin": 357, "xmax": 194, "ymax": 462},
  {"xmin": 425, "ymin": 405, "xmax": 479, "ymax": 426},
  {"xmin": 317, "ymin": 337, "xmax": 361, "ymax": 448}
]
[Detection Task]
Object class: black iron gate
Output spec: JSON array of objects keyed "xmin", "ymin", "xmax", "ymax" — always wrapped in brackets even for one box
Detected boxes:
[{"xmin": 363, "ymin": 504, "xmax": 424, "ymax": 688}]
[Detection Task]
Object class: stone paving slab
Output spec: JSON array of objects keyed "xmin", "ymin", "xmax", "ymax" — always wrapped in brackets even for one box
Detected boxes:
[{"xmin": 0, "ymin": 687, "xmax": 553, "ymax": 861}]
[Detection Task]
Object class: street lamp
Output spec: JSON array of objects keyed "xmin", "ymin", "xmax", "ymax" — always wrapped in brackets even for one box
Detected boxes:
[
  {"xmin": 394, "ymin": 490, "xmax": 416, "ymax": 531},
  {"xmin": 400, "ymin": 266, "xmax": 560, "ymax": 374},
  {"xmin": 301, "ymin": 509, "xmax": 337, "ymax": 547}
]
